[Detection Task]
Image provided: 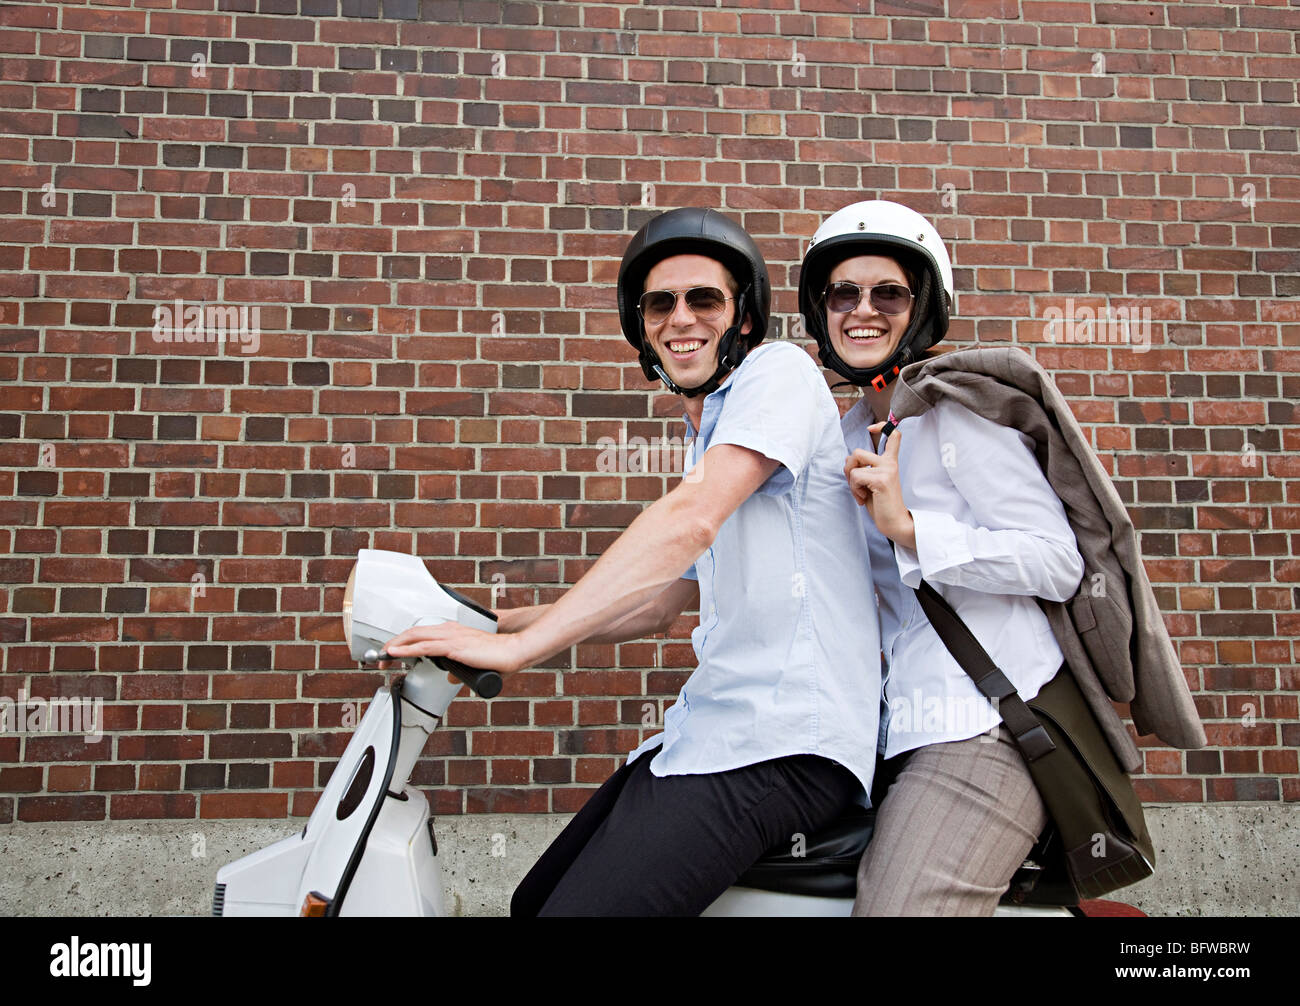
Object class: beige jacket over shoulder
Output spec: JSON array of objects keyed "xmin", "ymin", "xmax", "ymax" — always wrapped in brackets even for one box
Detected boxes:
[{"xmin": 887, "ymin": 347, "xmax": 1207, "ymax": 772}]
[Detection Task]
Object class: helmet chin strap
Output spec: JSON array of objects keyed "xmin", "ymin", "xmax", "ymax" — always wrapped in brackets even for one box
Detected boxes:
[
  {"xmin": 644, "ymin": 290, "xmax": 751, "ymax": 399},
  {"xmin": 818, "ymin": 340, "xmax": 914, "ymax": 392}
]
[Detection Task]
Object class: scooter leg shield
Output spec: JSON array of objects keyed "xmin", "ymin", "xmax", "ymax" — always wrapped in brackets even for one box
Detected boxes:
[{"xmin": 215, "ymin": 687, "xmax": 399, "ymax": 916}]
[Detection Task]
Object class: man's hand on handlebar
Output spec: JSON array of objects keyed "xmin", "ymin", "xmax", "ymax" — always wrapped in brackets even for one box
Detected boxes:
[{"xmin": 378, "ymin": 622, "xmax": 530, "ymax": 677}]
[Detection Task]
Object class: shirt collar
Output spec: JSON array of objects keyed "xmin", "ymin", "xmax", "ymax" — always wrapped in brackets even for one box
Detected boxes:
[{"xmin": 680, "ymin": 365, "xmax": 740, "ymax": 438}]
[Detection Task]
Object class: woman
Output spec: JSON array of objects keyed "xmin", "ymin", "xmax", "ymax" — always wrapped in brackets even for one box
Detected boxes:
[{"xmin": 798, "ymin": 200, "xmax": 1086, "ymax": 915}]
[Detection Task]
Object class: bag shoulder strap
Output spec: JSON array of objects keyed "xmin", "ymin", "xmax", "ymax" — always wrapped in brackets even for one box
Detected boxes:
[
  {"xmin": 913, "ymin": 579, "xmax": 1057, "ymax": 763},
  {"xmin": 870, "ymin": 419, "xmax": 1058, "ymax": 765}
]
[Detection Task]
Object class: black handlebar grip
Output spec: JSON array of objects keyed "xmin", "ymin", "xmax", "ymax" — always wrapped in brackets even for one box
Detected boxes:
[{"xmin": 432, "ymin": 655, "xmax": 503, "ymax": 699}]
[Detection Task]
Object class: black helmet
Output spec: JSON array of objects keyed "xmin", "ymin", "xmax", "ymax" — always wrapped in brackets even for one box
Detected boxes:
[
  {"xmin": 798, "ymin": 200, "xmax": 953, "ymax": 391},
  {"xmin": 617, "ymin": 207, "xmax": 771, "ymax": 397}
]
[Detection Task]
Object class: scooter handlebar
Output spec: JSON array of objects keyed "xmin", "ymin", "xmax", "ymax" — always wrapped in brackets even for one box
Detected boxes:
[{"xmin": 432, "ymin": 655, "xmax": 503, "ymax": 699}]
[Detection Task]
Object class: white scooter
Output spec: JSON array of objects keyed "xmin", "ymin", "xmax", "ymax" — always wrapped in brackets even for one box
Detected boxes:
[{"xmin": 213, "ymin": 549, "xmax": 1078, "ymax": 917}]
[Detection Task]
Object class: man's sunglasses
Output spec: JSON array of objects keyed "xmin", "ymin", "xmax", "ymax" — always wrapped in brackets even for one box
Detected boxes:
[
  {"xmin": 637, "ymin": 286, "xmax": 734, "ymax": 325},
  {"xmin": 822, "ymin": 281, "xmax": 913, "ymax": 316}
]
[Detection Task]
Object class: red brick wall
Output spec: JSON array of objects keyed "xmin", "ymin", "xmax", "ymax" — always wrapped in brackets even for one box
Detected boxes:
[{"xmin": 1, "ymin": 1, "xmax": 1296, "ymax": 823}]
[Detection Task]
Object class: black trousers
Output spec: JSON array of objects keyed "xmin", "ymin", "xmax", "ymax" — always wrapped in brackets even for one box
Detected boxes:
[{"xmin": 511, "ymin": 747, "xmax": 861, "ymax": 917}]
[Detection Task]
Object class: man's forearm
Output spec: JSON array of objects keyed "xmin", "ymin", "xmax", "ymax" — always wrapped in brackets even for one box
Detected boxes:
[
  {"xmin": 511, "ymin": 489, "xmax": 710, "ymax": 666},
  {"xmin": 381, "ymin": 444, "xmax": 772, "ymax": 676},
  {"xmin": 497, "ymin": 591, "xmax": 682, "ymax": 644},
  {"xmin": 494, "ymin": 603, "xmax": 552, "ymax": 634},
  {"xmin": 583, "ymin": 605, "xmax": 666, "ymax": 645}
]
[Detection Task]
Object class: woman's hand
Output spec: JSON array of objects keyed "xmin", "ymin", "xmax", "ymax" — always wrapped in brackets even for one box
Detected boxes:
[
  {"xmin": 844, "ymin": 421, "xmax": 917, "ymax": 550},
  {"xmin": 376, "ymin": 622, "xmax": 533, "ymax": 677}
]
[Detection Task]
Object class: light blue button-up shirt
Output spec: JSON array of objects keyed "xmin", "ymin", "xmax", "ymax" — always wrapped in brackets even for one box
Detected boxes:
[{"xmin": 625, "ymin": 342, "xmax": 883, "ymax": 807}]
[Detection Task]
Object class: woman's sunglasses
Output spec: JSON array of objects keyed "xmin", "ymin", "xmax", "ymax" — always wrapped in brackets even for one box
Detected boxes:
[
  {"xmin": 822, "ymin": 281, "xmax": 913, "ymax": 316},
  {"xmin": 638, "ymin": 286, "xmax": 734, "ymax": 325}
]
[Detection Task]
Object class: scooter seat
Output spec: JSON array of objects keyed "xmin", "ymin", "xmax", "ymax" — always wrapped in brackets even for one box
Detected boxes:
[
  {"xmin": 734, "ymin": 807, "xmax": 1051, "ymax": 904},
  {"xmin": 733, "ymin": 806, "xmax": 876, "ymax": 899}
]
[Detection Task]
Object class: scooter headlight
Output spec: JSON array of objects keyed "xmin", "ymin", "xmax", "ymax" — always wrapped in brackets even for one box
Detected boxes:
[{"xmin": 342, "ymin": 562, "xmax": 357, "ymax": 650}]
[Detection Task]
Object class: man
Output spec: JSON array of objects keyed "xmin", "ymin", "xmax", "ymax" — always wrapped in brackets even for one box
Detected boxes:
[{"xmin": 384, "ymin": 207, "xmax": 882, "ymax": 915}]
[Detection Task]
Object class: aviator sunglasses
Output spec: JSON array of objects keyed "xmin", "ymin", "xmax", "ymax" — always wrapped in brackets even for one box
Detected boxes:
[
  {"xmin": 637, "ymin": 286, "xmax": 735, "ymax": 325},
  {"xmin": 822, "ymin": 280, "xmax": 914, "ymax": 316}
]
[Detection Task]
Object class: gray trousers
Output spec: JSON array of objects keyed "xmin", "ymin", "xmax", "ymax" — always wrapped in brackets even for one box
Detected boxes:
[{"xmin": 853, "ymin": 724, "xmax": 1049, "ymax": 916}]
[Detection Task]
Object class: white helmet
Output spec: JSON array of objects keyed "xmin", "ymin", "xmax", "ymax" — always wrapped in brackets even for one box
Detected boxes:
[{"xmin": 798, "ymin": 200, "xmax": 954, "ymax": 390}]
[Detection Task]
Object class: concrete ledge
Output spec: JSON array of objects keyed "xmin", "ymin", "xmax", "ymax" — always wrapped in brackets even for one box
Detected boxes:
[
  {"xmin": 0, "ymin": 804, "xmax": 1294, "ymax": 917},
  {"xmin": 1124, "ymin": 804, "xmax": 1298, "ymax": 916}
]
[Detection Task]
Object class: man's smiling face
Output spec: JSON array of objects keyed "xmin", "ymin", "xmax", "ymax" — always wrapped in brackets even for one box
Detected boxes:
[{"xmin": 642, "ymin": 254, "xmax": 750, "ymax": 392}]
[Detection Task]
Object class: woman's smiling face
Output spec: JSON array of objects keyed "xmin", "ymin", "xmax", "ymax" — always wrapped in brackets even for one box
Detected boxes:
[{"xmin": 824, "ymin": 254, "xmax": 913, "ymax": 374}]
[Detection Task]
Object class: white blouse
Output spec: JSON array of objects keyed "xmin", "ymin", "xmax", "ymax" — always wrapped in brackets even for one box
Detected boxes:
[{"xmin": 841, "ymin": 396, "xmax": 1085, "ymax": 759}]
